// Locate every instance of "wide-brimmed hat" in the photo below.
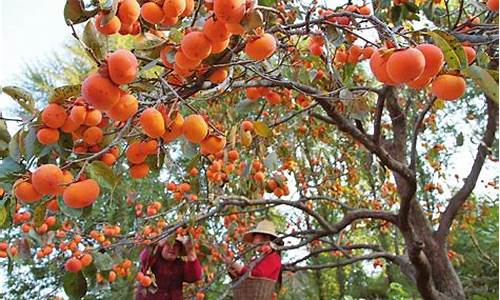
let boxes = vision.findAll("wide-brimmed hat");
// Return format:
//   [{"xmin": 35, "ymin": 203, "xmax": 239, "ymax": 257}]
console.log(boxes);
[
  {"xmin": 158, "ymin": 236, "xmax": 187, "ymax": 256},
  {"xmin": 243, "ymin": 220, "xmax": 279, "ymax": 243}
]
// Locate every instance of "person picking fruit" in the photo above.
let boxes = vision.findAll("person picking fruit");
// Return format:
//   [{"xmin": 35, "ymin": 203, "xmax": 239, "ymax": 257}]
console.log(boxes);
[{"xmin": 135, "ymin": 235, "xmax": 202, "ymax": 300}]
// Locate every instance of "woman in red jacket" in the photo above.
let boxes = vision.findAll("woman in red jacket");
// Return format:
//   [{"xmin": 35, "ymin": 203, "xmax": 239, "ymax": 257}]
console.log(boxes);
[
  {"xmin": 135, "ymin": 236, "xmax": 202, "ymax": 300},
  {"xmin": 223, "ymin": 220, "xmax": 282, "ymax": 281}
]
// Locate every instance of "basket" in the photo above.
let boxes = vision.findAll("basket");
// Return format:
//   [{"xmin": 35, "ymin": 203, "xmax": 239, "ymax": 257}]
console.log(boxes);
[{"xmin": 232, "ymin": 277, "xmax": 276, "ymax": 300}]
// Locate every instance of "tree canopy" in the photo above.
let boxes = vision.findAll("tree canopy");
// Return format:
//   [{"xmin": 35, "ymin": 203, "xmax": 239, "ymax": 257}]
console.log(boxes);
[{"xmin": 0, "ymin": 0, "xmax": 498, "ymax": 299}]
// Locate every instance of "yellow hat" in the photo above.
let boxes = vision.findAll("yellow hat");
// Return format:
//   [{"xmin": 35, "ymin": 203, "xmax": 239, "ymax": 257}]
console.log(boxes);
[{"xmin": 243, "ymin": 220, "xmax": 279, "ymax": 243}]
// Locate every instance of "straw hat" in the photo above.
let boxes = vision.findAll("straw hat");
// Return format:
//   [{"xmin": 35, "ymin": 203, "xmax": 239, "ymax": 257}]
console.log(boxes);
[{"xmin": 243, "ymin": 220, "xmax": 279, "ymax": 243}]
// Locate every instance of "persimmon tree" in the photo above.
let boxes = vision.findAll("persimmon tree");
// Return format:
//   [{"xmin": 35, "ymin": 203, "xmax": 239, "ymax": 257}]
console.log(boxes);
[{"xmin": 0, "ymin": 0, "xmax": 498, "ymax": 299}]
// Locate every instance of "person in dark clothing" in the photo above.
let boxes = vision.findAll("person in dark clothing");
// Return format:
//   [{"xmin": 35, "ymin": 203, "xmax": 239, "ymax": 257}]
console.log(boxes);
[{"xmin": 135, "ymin": 236, "xmax": 202, "ymax": 300}]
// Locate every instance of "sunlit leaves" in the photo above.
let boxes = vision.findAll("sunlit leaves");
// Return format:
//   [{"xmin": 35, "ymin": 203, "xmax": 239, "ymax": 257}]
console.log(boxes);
[
  {"xmin": 427, "ymin": 30, "xmax": 467, "ymax": 70},
  {"xmin": 2, "ymin": 86, "xmax": 36, "ymax": 114},
  {"xmin": 463, "ymin": 65, "xmax": 499, "ymax": 103}
]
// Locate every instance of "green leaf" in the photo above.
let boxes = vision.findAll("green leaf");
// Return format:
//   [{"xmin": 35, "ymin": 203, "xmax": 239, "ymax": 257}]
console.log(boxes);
[
  {"xmin": 404, "ymin": 2, "xmax": 419, "ymax": 13},
  {"xmin": 2, "ymin": 86, "xmax": 36, "ymax": 114},
  {"xmin": 0, "ymin": 157, "xmax": 23, "ymax": 179},
  {"xmin": 23, "ymin": 126, "xmax": 43, "ymax": 161},
  {"xmin": 0, "ymin": 206, "xmax": 7, "ymax": 228},
  {"xmin": 253, "ymin": 121, "xmax": 272, "ymax": 138},
  {"xmin": 168, "ymin": 28, "xmax": 183, "ymax": 44},
  {"xmin": 99, "ymin": 0, "xmax": 119, "ymax": 26},
  {"xmin": 456, "ymin": 132, "xmax": 464, "ymax": 146},
  {"xmin": 33, "ymin": 202, "xmax": 47, "ymax": 228},
  {"xmin": 259, "ymin": 0, "xmax": 277, "ymax": 7},
  {"xmin": 93, "ymin": 252, "xmax": 114, "ymax": 270},
  {"xmin": 82, "ymin": 20, "xmax": 106, "ymax": 61},
  {"xmin": 48, "ymin": 85, "xmax": 81, "ymax": 104},
  {"xmin": 87, "ymin": 161, "xmax": 119, "ymax": 190},
  {"xmin": 64, "ymin": 0, "xmax": 90, "ymax": 25},
  {"xmin": 242, "ymin": 9, "xmax": 264, "ymax": 31},
  {"xmin": 8, "ymin": 131, "xmax": 23, "ymax": 163},
  {"xmin": 63, "ymin": 271, "xmax": 87, "ymax": 299},
  {"xmin": 463, "ymin": 65, "xmax": 499, "ymax": 104},
  {"xmin": 0, "ymin": 114, "xmax": 10, "ymax": 155},
  {"xmin": 142, "ymin": 58, "xmax": 161, "ymax": 72},
  {"xmin": 236, "ymin": 100, "xmax": 261, "ymax": 114},
  {"xmin": 186, "ymin": 154, "xmax": 201, "ymax": 172},
  {"xmin": 57, "ymin": 196, "xmax": 83, "ymax": 218},
  {"xmin": 390, "ymin": 5, "xmax": 402, "ymax": 24},
  {"xmin": 134, "ymin": 33, "xmax": 166, "ymax": 50},
  {"xmin": 81, "ymin": 262, "xmax": 97, "ymax": 286},
  {"xmin": 427, "ymin": 30, "xmax": 467, "ymax": 70}
]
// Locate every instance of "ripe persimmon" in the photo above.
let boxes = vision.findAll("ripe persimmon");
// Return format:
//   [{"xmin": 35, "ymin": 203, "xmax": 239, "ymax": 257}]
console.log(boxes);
[
  {"xmin": 101, "ymin": 153, "xmax": 117, "ymax": 166},
  {"xmin": 369, "ymin": 48, "xmax": 397, "ymax": 85},
  {"xmin": 141, "ymin": 2, "xmax": 165, "ymax": 24},
  {"xmin": 42, "ymin": 104, "xmax": 67, "ymax": 129},
  {"xmin": 161, "ymin": 15, "xmax": 179, "ymax": 26},
  {"xmin": 182, "ymin": 114, "xmax": 208, "ymax": 143},
  {"xmin": 117, "ymin": 0, "xmax": 141, "ymax": 25},
  {"xmin": 37, "ymin": 128, "xmax": 60, "ymax": 145},
  {"xmin": 70, "ymin": 105, "xmax": 87, "ymax": 126},
  {"xmin": 180, "ymin": 32, "xmax": 212, "ymax": 61},
  {"xmin": 140, "ymin": 108, "xmax": 165, "ymax": 138},
  {"xmin": 83, "ymin": 126, "xmax": 103, "ymax": 145},
  {"xmin": 431, "ymin": 75, "xmax": 466, "ymax": 100},
  {"xmin": 214, "ymin": 0, "xmax": 245, "ymax": 23},
  {"xmin": 174, "ymin": 50, "xmax": 201, "ymax": 70},
  {"xmin": 245, "ymin": 33, "xmax": 277, "ymax": 61},
  {"xmin": 181, "ymin": 0, "xmax": 195, "ymax": 16},
  {"xmin": 65, "ymin": 257, "xmax": 82, "ymax": 272},
  {"xmin": 63, "ymin": 179, "xmax": 100, "ymax": 208},
  {"xmin": 225, "ymin": 22, "xmax": 245, "ymax": 35},
  {"xmin": 203, "ymin": 18, "xmax": 232, "ymax": 42},
  {"xmin": 61, "ymin": 118, "xmax": 80, "ymax": 133},
  {"xmin": 84, "ymin": 109, "xmax": 103, "ymax": 127},
  {"xmin": 162, "ymin": 112, "xmax": 184, "ymax": 142},
  {"xmin": 208, "ymin": 68, "xmax": 228, "ymax": 84},
  {"xmin": 95, "ymin": 13, "xmax": 121, "ymax": 35},
  {"xmin": 463, "ymin": 46, "xmax": 476, "ymax": 65},
  {"xmin": 107, "ymin": 49, "xmax": 138, "ymax": 85},
  {"xmin": 211, "ymin": 39, "xmax": 230, "ymax": 54},
  {"xmin": 80, "ymin": 253, "xmax": 93, "ymax": 267},
  {"xmin": 487, "ymin": 0, "xmax": 499, "ymax": 11},
  {"xmin": 126, "ymin": 141, "xmax": 147, "ymax": 164},
  {"xmin": 200, "ymin": 135, "xmax": 226, "ymax": 154},
  {"xmin": 385, "ymin": 48, "xmax": 425, "ymax": 83},
  {"xmin": 140, "ymin": 139, "xmax": 159, "ymax": 155},
  {"xmin": 130, "ymin": 163, "xmax": 150, "ymax": 179},
  {"xmin": 163, "ymin": 0, "xmax": 186, "ymax": 18},
  {"xmin": 107, "ymin": 93, "xmax": 138, "ymax": 122},
  {"xmin": 32, "ymin": 164, "xmax": 64, "ymax": 195},
  {"xmin": 14, "ymin": 179, "xmax": 42, "ymax": 203},
  {"xmin": 82, "ymin": 74, "xmax": 121, "ymax": 111},
  {"xmin": 415, "ymin": 44, "xmax": 444, "ymax": 78}
]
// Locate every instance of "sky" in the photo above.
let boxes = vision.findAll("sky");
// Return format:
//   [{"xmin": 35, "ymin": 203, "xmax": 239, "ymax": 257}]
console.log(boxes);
[{"xmin": 1, "ymin": 0, "xmax": 69, "ymax": 128}]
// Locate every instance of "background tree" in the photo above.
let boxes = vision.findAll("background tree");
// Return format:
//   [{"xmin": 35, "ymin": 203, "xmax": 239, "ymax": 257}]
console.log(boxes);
[{"xmin": 0, "ymin": 0, "xmax": 498, "ymax": 299}]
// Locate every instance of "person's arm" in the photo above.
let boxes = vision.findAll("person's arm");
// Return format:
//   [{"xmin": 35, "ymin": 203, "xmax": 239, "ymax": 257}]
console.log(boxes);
[
  {"xmin": 183, "ymin": 258, "xmax": 203, "ymax": 282},
  {"xmin": 222, "ymin": 253, "xmax": 244, "ymax": 278},
  {"xmin": 182, "ymin": 237, "xmax": 203, "ymax": 282},
  {"xmin": 139, "ymin": 248, "xmax": 151, "ymax": 273}
]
